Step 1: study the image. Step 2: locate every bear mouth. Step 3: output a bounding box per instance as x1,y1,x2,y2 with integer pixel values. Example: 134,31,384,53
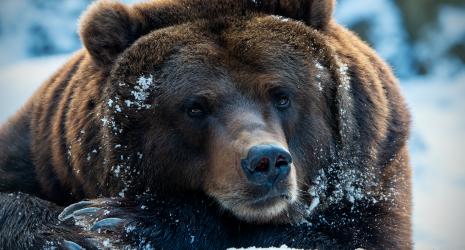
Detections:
248,189,292,208
220,176,298,223
228,191,294,223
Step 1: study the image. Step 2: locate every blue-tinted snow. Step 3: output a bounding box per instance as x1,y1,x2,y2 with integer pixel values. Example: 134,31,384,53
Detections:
0,0,140,67
335,0,414,79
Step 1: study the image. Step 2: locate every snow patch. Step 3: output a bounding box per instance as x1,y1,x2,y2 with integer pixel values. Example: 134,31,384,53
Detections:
119,187,127,198
125,100,134,107
123,74,157,110
270,15,289,22
338,63,350,90
126,225,136,233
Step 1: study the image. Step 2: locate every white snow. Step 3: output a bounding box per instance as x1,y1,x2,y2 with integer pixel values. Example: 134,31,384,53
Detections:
401,71,465,250
338,63,350,91
119,187,127,198
124,74,156,110
413,6,465,78
335,0,413,78
125,100,134,107
0,0,140,67
0,54,70,123
132,75,153,101
270,15,289,22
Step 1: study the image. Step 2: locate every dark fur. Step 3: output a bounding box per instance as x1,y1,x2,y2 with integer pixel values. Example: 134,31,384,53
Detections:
0,0,412,249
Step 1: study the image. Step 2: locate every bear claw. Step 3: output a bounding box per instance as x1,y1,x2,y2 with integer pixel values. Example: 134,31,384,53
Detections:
59,201,97,221
90,218,123,232
63,240,84,250
73,207,101,217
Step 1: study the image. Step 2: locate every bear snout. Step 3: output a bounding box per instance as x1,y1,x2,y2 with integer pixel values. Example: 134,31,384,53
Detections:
204,105,300,223
240,143,292,187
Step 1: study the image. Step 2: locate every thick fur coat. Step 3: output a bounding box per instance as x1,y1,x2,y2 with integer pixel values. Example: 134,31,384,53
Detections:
0,0,412,249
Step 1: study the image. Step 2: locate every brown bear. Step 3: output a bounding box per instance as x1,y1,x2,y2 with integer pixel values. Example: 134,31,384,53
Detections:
0,0,412,249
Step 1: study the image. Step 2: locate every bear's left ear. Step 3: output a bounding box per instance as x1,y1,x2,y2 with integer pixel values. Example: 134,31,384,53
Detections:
276,0,335,30
79,0,142,69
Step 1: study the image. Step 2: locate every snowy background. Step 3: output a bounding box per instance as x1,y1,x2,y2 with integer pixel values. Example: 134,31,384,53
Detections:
0,0,464,249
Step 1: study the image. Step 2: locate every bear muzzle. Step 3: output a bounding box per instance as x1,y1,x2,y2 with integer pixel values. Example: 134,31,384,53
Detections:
223,142,298,223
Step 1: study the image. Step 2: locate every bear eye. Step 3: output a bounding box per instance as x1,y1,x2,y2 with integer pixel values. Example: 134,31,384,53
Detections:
187,104,205,117
275,98,290,108
182,95,210,118
189,108,203,115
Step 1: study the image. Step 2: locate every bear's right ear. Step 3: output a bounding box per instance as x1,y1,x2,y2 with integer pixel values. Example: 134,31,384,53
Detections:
79,0,142,69
276,0,335,30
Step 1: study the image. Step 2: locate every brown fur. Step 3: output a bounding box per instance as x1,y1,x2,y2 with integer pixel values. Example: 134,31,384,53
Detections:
0,0,412,248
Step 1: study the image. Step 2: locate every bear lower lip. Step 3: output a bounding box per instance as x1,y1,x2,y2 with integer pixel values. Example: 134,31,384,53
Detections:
250,189,290,207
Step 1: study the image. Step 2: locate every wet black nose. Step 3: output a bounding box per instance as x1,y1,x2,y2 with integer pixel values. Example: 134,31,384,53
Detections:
241,143,292,186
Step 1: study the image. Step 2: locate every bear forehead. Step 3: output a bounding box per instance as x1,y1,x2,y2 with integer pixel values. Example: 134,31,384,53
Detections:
154,44,309,96
110,15,326,97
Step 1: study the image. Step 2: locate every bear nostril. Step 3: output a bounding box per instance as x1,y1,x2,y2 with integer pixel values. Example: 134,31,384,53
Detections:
275,155,288,168
255,158,269,172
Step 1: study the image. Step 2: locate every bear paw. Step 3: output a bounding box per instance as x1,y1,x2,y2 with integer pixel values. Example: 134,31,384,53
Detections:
58,199,147,250
57,195,209,249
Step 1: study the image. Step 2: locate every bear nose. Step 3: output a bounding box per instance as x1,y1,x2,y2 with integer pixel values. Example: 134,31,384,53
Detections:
240,143,292,186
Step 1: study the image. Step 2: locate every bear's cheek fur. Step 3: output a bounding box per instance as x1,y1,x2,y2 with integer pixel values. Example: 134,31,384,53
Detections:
203,107,298,223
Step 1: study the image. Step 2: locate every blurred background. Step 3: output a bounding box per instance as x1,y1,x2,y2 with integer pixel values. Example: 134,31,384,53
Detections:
0,0,464,249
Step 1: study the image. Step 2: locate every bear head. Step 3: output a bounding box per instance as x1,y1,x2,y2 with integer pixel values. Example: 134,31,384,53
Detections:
70,0,402,224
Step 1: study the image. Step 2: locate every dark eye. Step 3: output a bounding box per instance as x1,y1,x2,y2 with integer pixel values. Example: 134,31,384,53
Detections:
275,98,290,108
187,104,205,117
189,108,203,115
182,95,210,118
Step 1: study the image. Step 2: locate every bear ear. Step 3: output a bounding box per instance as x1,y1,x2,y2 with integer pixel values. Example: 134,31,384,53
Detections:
79,0,142,69
276,0,335,30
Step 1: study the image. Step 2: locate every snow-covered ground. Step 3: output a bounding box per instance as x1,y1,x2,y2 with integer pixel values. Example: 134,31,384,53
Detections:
0,54,72,123
403,72,465,250
1,0,464,249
